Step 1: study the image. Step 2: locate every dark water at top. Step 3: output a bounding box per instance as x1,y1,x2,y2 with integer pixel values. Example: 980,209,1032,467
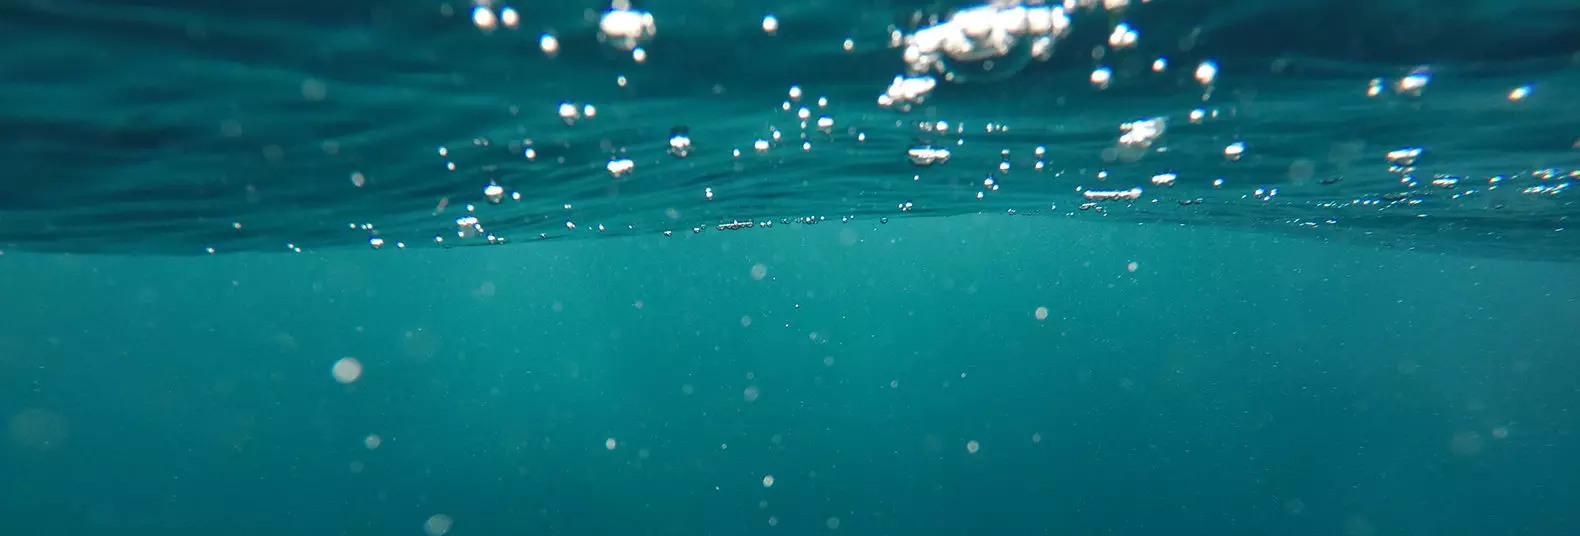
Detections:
2,0,1578,258
2,2,1580,536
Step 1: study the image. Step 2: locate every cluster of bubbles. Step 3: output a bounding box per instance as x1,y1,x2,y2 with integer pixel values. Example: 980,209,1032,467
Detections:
900,2,1073,82
880,1,1096,109
596,0,657,51
224,0,1570,255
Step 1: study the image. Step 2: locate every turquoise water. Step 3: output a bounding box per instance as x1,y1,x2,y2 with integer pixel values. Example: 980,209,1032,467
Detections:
3,0,1580,535
6,220,1579,535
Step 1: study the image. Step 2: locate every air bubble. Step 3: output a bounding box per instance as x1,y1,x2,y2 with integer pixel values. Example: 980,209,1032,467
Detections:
668,127,692,157
1195,61,1218,85
599,5,656,51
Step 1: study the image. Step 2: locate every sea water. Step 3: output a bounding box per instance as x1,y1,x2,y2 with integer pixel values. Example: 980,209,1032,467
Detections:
2,0,1578,535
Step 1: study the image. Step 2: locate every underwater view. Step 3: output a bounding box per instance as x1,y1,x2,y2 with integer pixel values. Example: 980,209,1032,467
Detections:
2,0,1579,534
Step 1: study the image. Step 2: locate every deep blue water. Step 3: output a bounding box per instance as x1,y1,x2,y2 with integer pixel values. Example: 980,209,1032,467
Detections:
2,1,1579,535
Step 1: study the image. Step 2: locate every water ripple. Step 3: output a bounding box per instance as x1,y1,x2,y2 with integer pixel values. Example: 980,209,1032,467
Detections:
1,0,1578,259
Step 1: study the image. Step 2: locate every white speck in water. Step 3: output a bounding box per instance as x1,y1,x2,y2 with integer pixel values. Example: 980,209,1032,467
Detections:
1195,61,1218,85
1398,67,1431,95
606,157,634,177
423,514,453,536
331,358,362,384
1090,67,1112,88
471,7,496,31
668,130,692,157
1224,142,1245,161
598,5,656,50
1108,23,1137,48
